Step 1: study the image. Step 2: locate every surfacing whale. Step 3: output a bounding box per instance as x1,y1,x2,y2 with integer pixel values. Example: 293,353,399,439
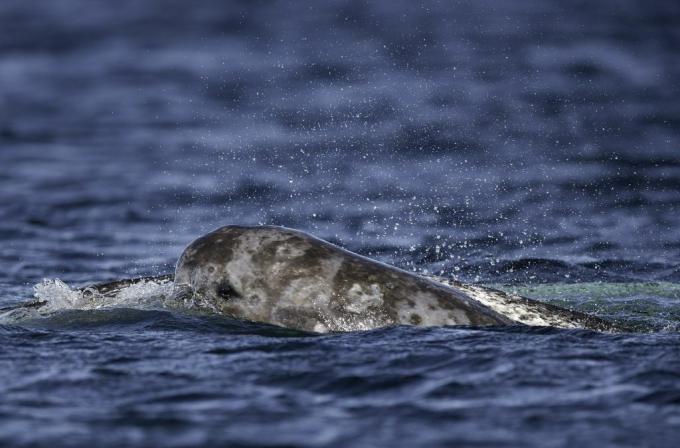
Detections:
5,225,626,332
172,225,624,332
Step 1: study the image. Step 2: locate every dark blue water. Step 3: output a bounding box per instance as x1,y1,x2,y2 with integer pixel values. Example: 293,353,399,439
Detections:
1,0,679,446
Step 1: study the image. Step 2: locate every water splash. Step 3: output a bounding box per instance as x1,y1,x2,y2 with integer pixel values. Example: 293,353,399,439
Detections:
33,279,86,311
492,281,680,332
0,277,176,323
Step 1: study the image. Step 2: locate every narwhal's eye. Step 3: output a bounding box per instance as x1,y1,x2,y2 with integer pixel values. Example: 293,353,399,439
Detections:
216,282,237,301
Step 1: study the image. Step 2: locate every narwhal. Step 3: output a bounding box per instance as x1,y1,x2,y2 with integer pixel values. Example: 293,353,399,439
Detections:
3,225,627,332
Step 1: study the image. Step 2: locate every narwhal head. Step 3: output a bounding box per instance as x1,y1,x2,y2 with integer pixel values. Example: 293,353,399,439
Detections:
173,226,243,311
171,225,327,323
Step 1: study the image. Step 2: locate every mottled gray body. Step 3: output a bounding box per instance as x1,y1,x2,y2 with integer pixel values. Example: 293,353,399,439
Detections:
174,225,516,332
5,225,626,332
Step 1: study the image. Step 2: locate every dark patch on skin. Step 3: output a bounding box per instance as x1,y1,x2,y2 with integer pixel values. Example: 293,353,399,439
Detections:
217,282,238,301
185,228,237,264
174,227,238,283
410,314,422,325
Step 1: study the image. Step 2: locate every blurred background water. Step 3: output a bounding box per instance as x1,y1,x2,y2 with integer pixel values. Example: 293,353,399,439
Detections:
0,1,679,446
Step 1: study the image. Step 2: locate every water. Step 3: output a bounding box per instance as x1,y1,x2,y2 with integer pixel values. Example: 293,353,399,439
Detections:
1,0,679,446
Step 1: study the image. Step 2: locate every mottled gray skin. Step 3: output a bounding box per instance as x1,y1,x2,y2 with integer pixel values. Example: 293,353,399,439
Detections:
3,225,625,332
174,225,515,332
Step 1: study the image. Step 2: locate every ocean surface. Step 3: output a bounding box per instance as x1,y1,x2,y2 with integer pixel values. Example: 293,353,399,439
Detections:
1,0,679,446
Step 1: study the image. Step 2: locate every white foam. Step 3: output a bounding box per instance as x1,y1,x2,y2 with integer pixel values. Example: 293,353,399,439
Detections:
12,277,175,319
428,276,581,328
33,279,88,311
